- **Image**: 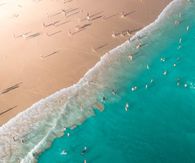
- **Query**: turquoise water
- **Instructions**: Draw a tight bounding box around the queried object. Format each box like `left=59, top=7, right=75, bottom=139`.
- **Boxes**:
left=38, top=1, right=195, bottom=163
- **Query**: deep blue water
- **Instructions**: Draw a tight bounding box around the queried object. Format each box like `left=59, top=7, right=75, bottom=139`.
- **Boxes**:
left=38, top=1, right=195, bottom=163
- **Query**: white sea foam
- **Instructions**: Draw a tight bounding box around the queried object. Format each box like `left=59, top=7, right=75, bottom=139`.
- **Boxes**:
left=0, top=0, right=189, bottom=162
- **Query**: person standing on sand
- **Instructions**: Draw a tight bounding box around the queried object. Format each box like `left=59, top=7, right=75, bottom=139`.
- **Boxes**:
left=86, top=13, right=90, bottom=21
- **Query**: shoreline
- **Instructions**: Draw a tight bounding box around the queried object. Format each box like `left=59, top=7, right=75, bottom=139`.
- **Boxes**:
left=0, top=0, right=189, bottom=162
left=0, top=0, right=171, bottom=125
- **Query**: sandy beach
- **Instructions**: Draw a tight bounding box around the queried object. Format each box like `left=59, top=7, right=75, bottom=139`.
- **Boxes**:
left=0, top=0, right=171, bottom=125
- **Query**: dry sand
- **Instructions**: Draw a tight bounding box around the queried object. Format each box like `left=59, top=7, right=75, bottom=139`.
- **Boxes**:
left=0, top=0, right=171, bottom=125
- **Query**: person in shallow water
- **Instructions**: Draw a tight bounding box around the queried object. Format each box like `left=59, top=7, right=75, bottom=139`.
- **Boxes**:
left=102, top=96, right=106, bottom=102
left=112, top=89, right=117, bottom=95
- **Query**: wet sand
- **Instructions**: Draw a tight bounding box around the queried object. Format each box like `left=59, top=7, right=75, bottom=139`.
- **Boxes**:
left=0, top=0, right=171, bottom=125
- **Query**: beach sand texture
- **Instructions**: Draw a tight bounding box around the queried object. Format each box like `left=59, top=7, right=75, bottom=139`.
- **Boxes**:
left=0, top=0, right=171, bottom=125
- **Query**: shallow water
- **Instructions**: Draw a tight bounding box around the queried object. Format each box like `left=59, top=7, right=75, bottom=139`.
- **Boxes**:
left=38, top=0, right=195, bottom=163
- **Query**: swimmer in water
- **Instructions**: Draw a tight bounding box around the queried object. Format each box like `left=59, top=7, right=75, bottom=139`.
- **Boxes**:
left=131, top=86, right=137, bottom=91
left=125, top=103, right=129, bottom=111
left=179, top=38, right=182, bottom=44
left=176, top=78, right=181, bottom=86
left=61, top=150, right=68, bottom=155
left=160, top=57, right=166, bottom=62
left=177, top=45, right=182, bottom=50
left=163, top=70, right=168, bottom=76
left=81, top=146, right=88, bottom=155
left=32, top=152, right=40, bottom=158
left=150, top=79, right=154, bottom=83
left=136, top=43, right=142, bottom=49
left=146, top=64, right=150, bottom=70
left=145, top=83, right=149, bottom=89
left=174, top=20, right=180, bottom=25
left=102, top=96, right=106, bottom=102
left=145, top=79, right=154, bottom=89
left=186, top=25, right=190, bottom=31
left=128, top=55, right=133, bottom=61
left=112, top=89, right=117, bottom=95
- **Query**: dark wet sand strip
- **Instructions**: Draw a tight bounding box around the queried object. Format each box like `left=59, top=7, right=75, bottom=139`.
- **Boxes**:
left=1, top=83, right=22, bottom=95
left=0, top=106, right=17, bottom=116
left=41, top=51, right=59, bottom=58
left=47, top=30, right=62, bottom=37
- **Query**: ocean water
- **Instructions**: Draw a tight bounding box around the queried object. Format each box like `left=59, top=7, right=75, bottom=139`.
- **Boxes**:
left=37, top=0, right=195, bottom=163
left=0, top=0, right=194, bottom=162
